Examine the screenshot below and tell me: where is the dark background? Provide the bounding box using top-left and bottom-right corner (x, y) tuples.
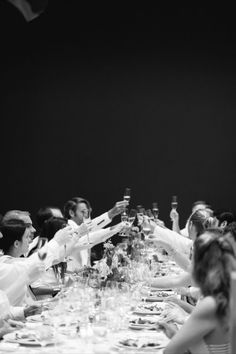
(1, 2), (236, 229)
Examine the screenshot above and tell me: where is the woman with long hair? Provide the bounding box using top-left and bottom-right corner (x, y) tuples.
(162, 228), (235, 354)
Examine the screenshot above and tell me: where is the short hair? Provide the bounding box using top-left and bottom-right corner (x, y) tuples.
(40, 216), (67, 241)
(36, 206), (61, 230)
(63, 197), (92, 219)
(214, 209), (236, 227)
(2, 210), (30, 223)
(0, 219), (26, 254)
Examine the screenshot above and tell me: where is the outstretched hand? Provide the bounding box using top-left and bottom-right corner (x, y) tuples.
(108, 201), (129, 219)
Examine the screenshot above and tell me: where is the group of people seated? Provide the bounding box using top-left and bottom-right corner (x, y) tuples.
(148, 200), (236, 354)
(0, 197), (236, 354)
(0, 196), (128, 337)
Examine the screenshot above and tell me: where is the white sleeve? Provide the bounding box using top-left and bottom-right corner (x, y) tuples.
(74, 225), (122, 250)
(9, 306), (25, 321)
(90, 212), (112, 231)
(27, 239), (61, 269)
(153, 225), (193, 256)
(0, 263), (29, 306)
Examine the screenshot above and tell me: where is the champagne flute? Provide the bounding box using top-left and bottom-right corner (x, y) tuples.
(152, 202), (159, 222)
(123, 188), (131, 203)
(128, 209), (137, 226)
(119, 209), (129, 237)
(171, 195), (178, 210)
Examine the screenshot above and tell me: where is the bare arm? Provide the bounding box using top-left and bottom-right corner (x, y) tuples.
(150, 272), (191, 289)
(164, 296), (216, 354)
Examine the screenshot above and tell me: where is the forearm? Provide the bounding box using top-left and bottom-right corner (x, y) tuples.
(151, 272), (191, 289)
(175, 299), (195, 314)
(172, 221), (180, 234)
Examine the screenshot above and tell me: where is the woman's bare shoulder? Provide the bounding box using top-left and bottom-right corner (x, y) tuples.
(193, 296), (217, 320)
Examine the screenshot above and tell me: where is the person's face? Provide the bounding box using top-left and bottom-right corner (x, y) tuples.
(19, 215), (36, 242)
(17, 227), (31, 256)
(72, 203), (89, 225)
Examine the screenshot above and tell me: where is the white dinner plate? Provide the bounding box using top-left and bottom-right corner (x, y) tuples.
(113, 341), (166, 351)
(3, 332), (55, 347)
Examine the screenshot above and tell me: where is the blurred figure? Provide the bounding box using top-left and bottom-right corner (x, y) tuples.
(171, 200), (210, 237)
(28, 206), (63, 256)
(214, 209), (236, 229)
(7, 0), (48, 21)
(163, 229), (235, 354)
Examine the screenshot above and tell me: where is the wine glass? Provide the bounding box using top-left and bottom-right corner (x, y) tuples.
(119, 209), (129, 237)
(123, 188), (131, 203)
(171, 195), (178, 210)
(128, 209), (137, 226)
(142, 218), (151, 237)
(152, 202), (159, 221)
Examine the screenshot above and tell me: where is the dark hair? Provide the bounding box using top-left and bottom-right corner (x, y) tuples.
(36, 206), (62, 230)
(193, 229), (236, 319)
(63, 197), (92, 219)
(39, 216), (68, 279)
(214, 209), (236, 227)
(0, 219), (26, 254)
(189, 209), (216, 238)
(223, 222), (236, 242)
(40, 217), (68, 241)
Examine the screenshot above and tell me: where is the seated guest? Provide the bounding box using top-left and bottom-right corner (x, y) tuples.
(162, 229), (235, 354)
(149, 209), (217, 290)
(214, 209), (236, 229)
(171, 200), (210, 237)
(28, 206), (63, 256)
(2, 210), (36, 242)
(31, 217), (71, 294)
(64, 197), (128, 268)
(0, 219), (76, 305)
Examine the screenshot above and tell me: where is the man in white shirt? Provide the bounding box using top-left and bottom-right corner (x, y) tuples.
(64, 197), (128, 268)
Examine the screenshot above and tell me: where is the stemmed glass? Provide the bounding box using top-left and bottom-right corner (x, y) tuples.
(152, 202), (159, 222)
(128, 209), (137, 226)
(171, 195), (178, 210)
(123, 187), (131, 203)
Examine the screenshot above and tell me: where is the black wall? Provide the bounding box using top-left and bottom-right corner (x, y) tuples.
(1, 2), (236, 228)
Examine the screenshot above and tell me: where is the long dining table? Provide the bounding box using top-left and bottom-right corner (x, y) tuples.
(0, 256), (183, 354)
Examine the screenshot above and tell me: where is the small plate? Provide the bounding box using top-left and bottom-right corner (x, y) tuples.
(3, 332), (55, 347)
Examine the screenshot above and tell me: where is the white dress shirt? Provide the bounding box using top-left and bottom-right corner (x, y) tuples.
(67, 219), (123, 272)
(153, 225), (193, 256)
(0, 290), (24, 321)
